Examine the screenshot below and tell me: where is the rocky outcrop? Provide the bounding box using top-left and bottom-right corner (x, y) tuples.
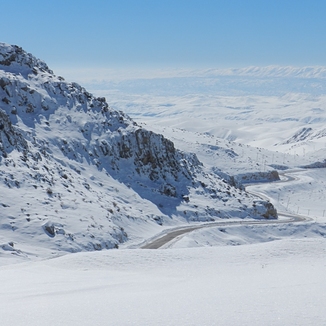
(301, 160), (326, 169)
(0, 109), (28, 157)
(235, 170), (280, 184)
(253, 200), (278, 219)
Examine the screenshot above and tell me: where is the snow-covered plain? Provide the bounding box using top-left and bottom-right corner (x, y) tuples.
(2, 53), (326, 325)
(1, 239), (326, 326)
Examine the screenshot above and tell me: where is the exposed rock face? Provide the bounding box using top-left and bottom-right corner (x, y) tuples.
(262, 202), (278, 219)
(0, 43), (278, 256)
(0, 109), (28, 157)
(253, 200), (278, 219)
(236, 170), (280, 185)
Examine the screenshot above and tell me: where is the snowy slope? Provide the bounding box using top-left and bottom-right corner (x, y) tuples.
(82, 66), (326, 156)
(0, 43), (278, 262)
(75, 63), (326, 246)
(80, 64), (326, 184)
(1, 239), (326, 326)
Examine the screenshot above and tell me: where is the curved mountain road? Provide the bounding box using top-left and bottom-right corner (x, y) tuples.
(141, 170), (310, 249)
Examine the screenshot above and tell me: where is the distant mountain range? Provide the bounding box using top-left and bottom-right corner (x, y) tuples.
(199, 66), (326, 79)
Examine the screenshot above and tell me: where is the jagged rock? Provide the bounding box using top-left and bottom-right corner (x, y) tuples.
(261, 201), (278, 219)
(0, 109), (28, 156)
(0, 43), (53, 75)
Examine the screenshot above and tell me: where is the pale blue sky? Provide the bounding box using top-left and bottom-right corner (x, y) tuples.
(2, 0), (326, 70)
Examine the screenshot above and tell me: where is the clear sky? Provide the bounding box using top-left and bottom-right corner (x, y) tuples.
(2, 0), (326, 71)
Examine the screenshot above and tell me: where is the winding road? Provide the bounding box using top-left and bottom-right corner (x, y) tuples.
(141, 170), (310, 249)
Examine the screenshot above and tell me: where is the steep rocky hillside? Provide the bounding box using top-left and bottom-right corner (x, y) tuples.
(0, 43), (277, 259)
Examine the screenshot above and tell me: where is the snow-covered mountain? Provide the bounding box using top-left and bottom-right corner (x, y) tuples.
(200, 65), (326, 79)
(0, 43), (278, 260)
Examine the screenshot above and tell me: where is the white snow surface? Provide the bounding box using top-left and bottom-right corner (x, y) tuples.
(1, 44), (326, 325)
(1, 239), (326, 326)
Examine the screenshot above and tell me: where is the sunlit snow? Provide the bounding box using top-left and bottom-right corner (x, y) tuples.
(1, 45), (326, 325)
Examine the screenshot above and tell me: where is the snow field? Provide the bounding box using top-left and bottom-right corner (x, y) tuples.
(1, 238), (326, 326)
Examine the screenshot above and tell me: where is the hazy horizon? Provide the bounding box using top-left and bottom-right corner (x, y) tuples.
(2, 1), (326, 71)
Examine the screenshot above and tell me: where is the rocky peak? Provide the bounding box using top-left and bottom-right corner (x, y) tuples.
(0, 43), (53, 77)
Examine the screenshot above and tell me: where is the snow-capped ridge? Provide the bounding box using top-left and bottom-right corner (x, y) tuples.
(202, 65), (326, 79)
(0, 43), (53, 77)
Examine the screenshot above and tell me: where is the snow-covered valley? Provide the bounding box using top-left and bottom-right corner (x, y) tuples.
(1, 44), (326, 325)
